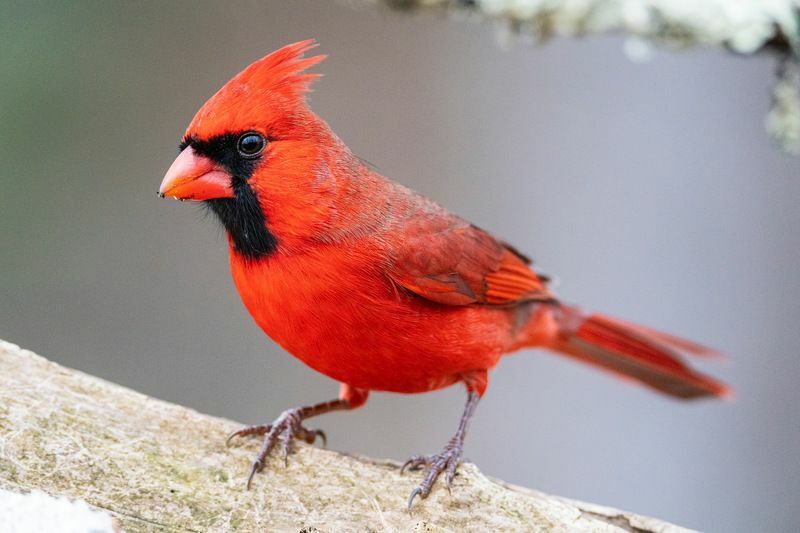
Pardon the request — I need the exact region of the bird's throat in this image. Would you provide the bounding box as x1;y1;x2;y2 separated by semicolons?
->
206;182;278;260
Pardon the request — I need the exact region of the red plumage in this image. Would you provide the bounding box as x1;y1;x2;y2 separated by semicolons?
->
159;41;730;503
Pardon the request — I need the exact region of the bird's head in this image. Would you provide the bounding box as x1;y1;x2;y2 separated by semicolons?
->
159;40;356;260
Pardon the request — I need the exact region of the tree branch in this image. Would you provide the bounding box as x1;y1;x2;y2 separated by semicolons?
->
0;340;693;532
366;0;799;54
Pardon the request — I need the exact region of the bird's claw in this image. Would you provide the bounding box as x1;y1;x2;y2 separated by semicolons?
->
400;454;429;474
407;486;423;510
300;427;327;447
226;424;272;447
402;439;464;508
246;459;263;490
227;408;327;489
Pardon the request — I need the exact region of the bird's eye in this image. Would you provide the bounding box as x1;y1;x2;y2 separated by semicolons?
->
237;133;266;158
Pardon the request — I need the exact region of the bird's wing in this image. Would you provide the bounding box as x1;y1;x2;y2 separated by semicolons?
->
385;215;555;306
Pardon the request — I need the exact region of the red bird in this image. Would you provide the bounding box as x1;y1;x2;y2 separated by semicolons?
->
159;41;729;506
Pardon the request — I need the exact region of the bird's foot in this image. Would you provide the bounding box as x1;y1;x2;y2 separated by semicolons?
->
401;435;464;508
226;407;327;489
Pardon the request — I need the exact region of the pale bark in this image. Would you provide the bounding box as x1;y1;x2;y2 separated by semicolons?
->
0;340;693;532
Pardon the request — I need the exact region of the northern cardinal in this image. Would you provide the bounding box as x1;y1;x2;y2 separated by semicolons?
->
159;41;729;506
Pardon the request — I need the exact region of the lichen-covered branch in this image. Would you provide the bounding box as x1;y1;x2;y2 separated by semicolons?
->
360;0;800;153
0;339;692;532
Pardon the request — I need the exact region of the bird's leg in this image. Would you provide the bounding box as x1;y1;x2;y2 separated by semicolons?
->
227;385;368;489
402;390;480;508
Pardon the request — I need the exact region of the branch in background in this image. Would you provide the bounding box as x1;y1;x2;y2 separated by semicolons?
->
0;339;693;532
362;0;800;154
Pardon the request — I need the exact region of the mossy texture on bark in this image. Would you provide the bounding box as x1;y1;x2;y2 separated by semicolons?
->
0;340;692;532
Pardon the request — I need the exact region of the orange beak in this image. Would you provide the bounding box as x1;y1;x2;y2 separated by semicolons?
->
158;147;234;201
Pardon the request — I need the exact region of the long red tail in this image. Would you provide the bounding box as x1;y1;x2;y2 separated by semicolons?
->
544;304;731;399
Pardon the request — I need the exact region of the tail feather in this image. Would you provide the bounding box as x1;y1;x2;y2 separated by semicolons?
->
597;316;724;359
548;305;730;400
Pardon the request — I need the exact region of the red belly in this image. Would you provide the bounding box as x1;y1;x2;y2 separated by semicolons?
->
230;248;515;393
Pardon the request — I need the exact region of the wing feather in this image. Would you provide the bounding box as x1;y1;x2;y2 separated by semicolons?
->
386;217;554;306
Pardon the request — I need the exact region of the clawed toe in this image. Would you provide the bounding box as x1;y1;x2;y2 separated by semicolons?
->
400;454;429;474
226;424;272;447
230;408;330;489
246;459;263;490
407;486;424;509
403;444;463;508
445;462;457;490
297;427;327;447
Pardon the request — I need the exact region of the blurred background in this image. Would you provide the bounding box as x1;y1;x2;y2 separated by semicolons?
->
1;1;798;531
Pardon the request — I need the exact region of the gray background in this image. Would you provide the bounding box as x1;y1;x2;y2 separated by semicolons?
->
1;2;798;531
